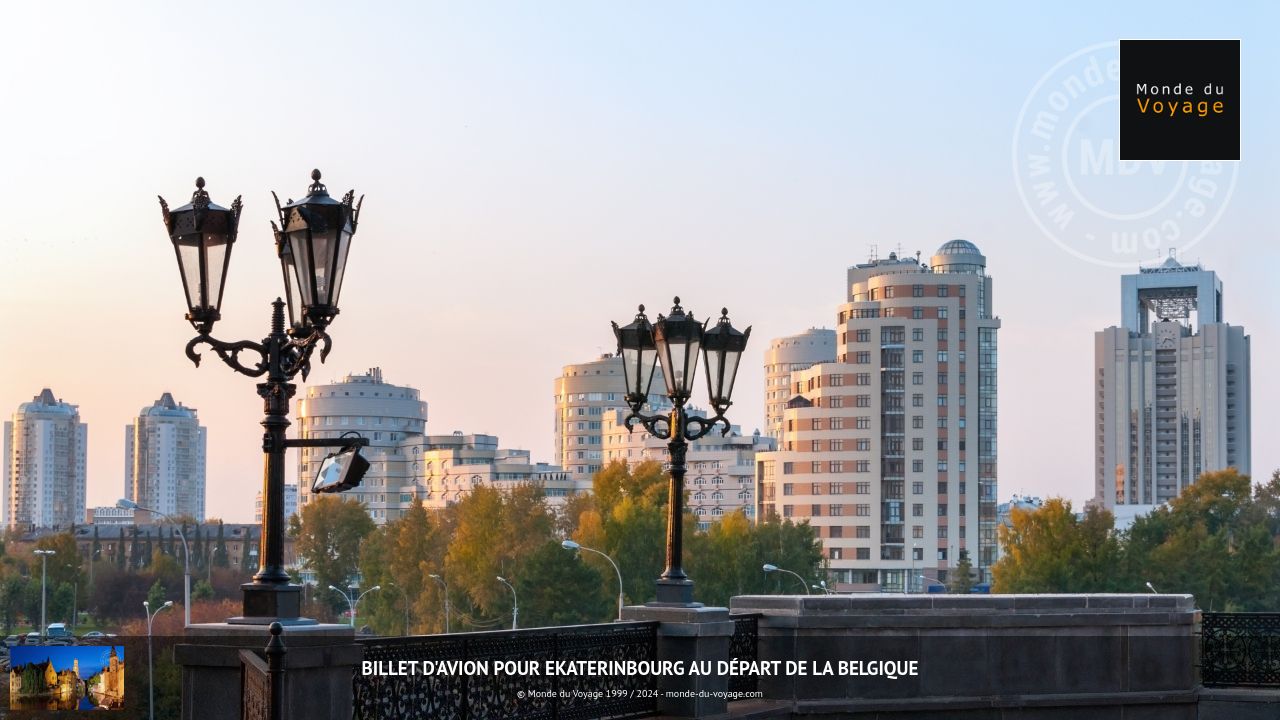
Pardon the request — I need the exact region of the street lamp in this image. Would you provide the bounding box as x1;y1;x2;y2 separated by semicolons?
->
329;585;379;629
33;549;55;640
429;574;450;634
65;565;78;631
910;544;920;593
812;581;833;595
612;300;750;605
562;539;624;621
144;600;173;720
159;172;369;625
118;498;191;627
918;574;944;592
762;563;810;595
1146;581;1160;594
386;582;410;636
496;576;518;630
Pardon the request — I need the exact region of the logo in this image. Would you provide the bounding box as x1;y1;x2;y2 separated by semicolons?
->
1013;42;1237;268
1120;40;1240;161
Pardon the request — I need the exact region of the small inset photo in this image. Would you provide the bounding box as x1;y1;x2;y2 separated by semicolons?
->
9;645;125;711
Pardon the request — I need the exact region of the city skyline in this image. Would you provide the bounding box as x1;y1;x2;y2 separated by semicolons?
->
1;2;1276;522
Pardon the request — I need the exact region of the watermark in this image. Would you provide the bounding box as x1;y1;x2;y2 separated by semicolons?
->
1012;42;1238;268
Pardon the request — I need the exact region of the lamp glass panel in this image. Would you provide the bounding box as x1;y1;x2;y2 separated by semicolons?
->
288;232;315;307
721;351;741;403
331;228;352;307
705;347;724;401
205;235;230;311
679;337;700;395
178;240;203;311
311;228;336;305
639;346;658;397
621;347;640;395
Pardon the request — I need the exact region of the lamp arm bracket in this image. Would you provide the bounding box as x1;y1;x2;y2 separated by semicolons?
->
623;408;671;440
280;329;331;381
185;334;269;377
682;412;731;442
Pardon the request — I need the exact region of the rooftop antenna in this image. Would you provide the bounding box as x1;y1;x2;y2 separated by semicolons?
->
869;243;878;262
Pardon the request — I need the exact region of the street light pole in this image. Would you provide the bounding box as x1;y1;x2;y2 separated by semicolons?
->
429;574;450;634
562;540;625;621
762;563;810;595
329;585;379;629
145;600;173;720
118;499;191;627
33;550;54;640
496;576;518;630
612;300;750;606
159;172;367;625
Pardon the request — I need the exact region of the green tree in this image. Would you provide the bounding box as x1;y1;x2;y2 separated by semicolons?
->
147;579;168;609
192;579;215;601
950;549;976;594
212;521;229;568
515;541;611;627
289;496;376;613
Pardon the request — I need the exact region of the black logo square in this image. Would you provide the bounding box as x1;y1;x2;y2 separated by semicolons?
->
1120;39;1240;160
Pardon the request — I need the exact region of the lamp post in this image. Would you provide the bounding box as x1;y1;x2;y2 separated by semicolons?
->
563;539;624;621
429;574;450;633
145;600;173;720
65;565;78;631
329;585;379;629
612;299;750;605
918;574;944;592
158;172;369;624
910;544;920;593
33;549;54;640
387;582;410;636
118;499;191;627
1145;581;1159;594
762;563;810;595
496;576;518;630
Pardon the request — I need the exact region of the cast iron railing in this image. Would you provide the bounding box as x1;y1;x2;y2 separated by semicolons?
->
241;622;287;720
1201;612;1280;686
728;613;760;694
354;621;659;720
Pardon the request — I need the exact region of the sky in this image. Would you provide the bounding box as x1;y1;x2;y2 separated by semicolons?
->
0;1;1276;522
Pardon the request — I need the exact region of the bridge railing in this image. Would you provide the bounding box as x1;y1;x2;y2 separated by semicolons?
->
1201;612;1280;686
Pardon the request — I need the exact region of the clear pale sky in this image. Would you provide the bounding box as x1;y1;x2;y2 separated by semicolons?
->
1;2;1276;522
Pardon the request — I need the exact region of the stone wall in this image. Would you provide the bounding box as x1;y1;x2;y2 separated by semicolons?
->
730;593;1200;719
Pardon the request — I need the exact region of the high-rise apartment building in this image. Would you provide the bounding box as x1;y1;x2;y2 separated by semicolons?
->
3;389;88;530
409;433;575;510
601;409;776;528
554;355;668;486
758;241;1000;591
1093;256;1250;527
255;483;298;524
125;392;207;520
295;368;429;523
765;329;836;440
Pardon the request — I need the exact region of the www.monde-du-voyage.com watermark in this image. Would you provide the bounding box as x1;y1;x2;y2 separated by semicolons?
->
1013;41;1237;268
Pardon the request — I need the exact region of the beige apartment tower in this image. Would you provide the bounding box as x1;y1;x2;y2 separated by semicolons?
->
758;240;1000;591
3;389;87;530
765;329;836;441
125;392;207;520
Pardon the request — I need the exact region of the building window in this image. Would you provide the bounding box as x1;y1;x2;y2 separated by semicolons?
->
913;525;924;539
856;525;871;538
855;373;871;385
855;504;871;516
855;482;870;494
913;503;924;517
855;395;871;407
912;306;924;319
912;481;923;494
856;417;871;429
829;482;844;494
913;373;924;385
855;439;871;451
938;285;949;297
913;460;924;472
830;396;844;408
829;504;843;517
912;350;924;363
856;329;871;342
937;504;948;516
854;461;870;472
913;285;924;297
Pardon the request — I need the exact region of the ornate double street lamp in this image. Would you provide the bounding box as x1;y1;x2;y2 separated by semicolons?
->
158;171;370;624
612;298;750;605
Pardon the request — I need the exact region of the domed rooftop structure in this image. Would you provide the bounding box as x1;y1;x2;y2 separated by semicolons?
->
930;239;986;274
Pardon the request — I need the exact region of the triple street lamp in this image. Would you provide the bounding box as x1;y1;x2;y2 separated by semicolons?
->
612;299;750;605
158;171;370;624
329;585;380;629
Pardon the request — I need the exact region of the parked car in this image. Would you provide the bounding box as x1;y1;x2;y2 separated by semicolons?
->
81;631;105;639
24;632;39;644
46;623;73;639
3;636;18;648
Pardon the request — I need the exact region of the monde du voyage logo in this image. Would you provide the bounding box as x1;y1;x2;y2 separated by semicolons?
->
1120;39;1240;161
